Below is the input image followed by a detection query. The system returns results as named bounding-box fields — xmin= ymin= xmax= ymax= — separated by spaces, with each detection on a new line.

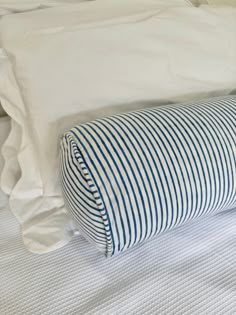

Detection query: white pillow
xmin=0 ymin=3 xmax=236 ymax=253
xmin=0 ymin=0 xmax=189 ymax=118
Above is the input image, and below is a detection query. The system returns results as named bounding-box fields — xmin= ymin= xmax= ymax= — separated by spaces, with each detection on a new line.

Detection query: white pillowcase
xmin=0 ymin=1 xmax=89 ymax=114
xmin=0 ymin=2 xmax=236 ymax=253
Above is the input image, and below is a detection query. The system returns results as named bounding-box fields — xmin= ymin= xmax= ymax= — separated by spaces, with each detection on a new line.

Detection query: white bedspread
xmin=1 ymin=197 xmax=235 ymax=315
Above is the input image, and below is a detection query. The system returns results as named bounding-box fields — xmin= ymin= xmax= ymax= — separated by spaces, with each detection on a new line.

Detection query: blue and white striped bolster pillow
xmin=60 ymin=96 xmax=236 ymax=257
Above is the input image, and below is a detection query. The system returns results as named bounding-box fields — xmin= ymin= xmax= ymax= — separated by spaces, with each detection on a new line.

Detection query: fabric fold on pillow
xmin=61 ymin=97 xmax=236 ymax=256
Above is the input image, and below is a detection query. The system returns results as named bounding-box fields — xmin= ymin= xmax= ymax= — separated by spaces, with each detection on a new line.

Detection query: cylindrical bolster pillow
xmin=60 ymin=97 xmax=236 ymax=257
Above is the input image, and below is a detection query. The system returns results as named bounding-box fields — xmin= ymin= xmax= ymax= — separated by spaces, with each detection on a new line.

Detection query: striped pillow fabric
xmin=60 ymin=97 xmax=236 ymax=257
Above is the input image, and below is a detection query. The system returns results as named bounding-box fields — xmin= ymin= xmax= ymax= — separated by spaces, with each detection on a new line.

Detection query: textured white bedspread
xmin=1 ymin=198 xmax=235 ymax=315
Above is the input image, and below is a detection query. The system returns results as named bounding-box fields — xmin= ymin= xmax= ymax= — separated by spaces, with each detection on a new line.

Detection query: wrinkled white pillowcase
xmin=0 ymin=3 xmax=236 ymax=254
xmin=0 ymin=2 xmax=93 ymax=115
xmin=0 ymin=1 xmax=193 ymax=114
xmin=0 ymin=1 xmax=90 ymax=115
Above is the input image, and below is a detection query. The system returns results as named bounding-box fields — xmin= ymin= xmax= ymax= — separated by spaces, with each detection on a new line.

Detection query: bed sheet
xmin=0 ymin=197 xmax=236 ymax=315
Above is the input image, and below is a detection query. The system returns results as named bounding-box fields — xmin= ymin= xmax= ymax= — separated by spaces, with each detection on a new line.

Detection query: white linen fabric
xmin=0 ymin=4 xmax=236 ymax=254
xmin=0 ymin=199 xmax=236 ymax=314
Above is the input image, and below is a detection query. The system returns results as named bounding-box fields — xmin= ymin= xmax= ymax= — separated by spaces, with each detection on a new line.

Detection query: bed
xmin=1 ymin=154 xmax=236 ymax=314
xmin=1 ymin=81 xmax=236 ymax=315
xmin=0 ymin=1 xmax=235 ymax=314
xmin=1 ymin=177 xmax=236 ymax=314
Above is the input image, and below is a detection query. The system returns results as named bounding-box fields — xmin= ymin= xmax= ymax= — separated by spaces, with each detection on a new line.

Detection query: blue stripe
xmin=91 ymin=120 xmax=145 ymax=248
xmin=78 ymin=124 xmax=132 ymax=251
xmin=71 ymin=129 xmax=117 ymax=255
